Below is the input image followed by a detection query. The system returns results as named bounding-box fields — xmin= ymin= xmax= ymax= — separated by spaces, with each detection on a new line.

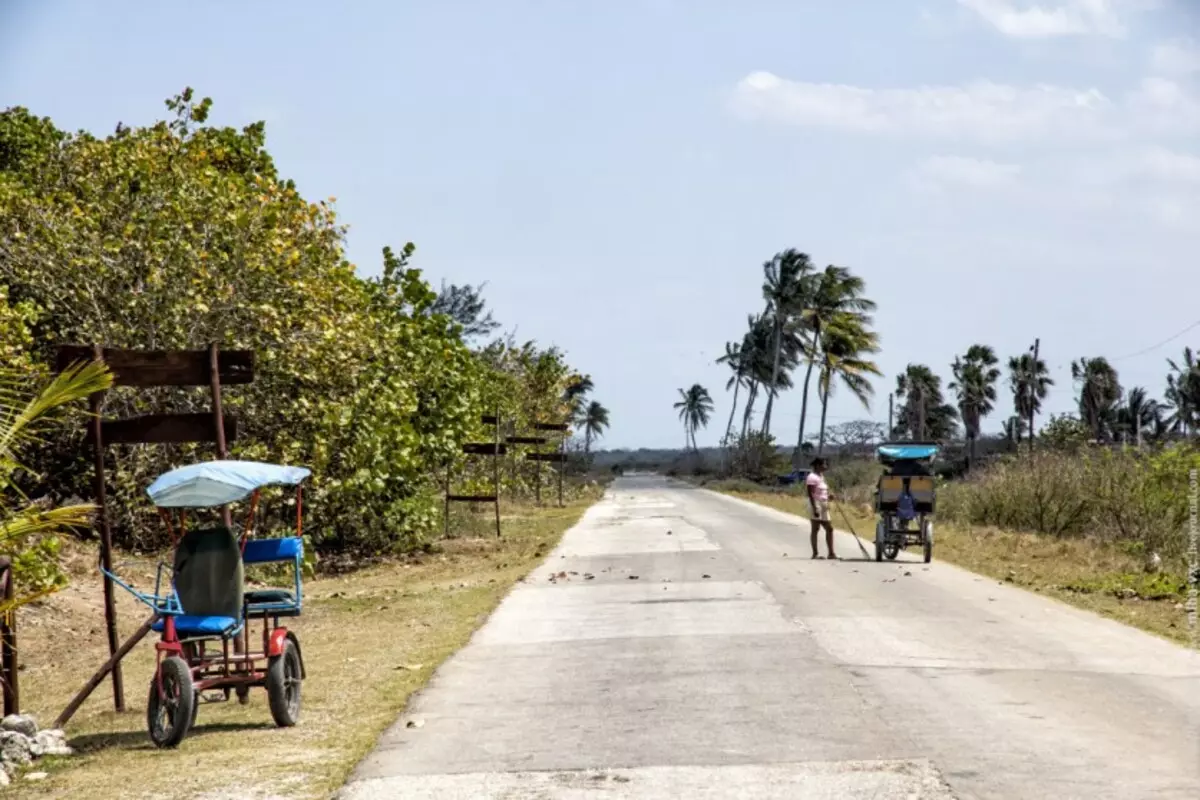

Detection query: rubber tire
xmin=874 ymin=521 xmax=884 ymax=562
xmin=147 ymin=656 xmax=195 ymax=748
xmin=923 ymin=521 xmax=933 ymax=564
xmin=267 ymin=638 xmax=302 ymax=727
xmin=883 ymin=543 xmax=900 ymax=561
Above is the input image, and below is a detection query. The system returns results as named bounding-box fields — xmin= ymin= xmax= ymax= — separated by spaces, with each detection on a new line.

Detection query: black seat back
xmin=173 ymin=526 xmax=243 ymax=620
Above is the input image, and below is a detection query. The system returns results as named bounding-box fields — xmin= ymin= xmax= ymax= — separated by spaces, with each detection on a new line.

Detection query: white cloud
xmin=1137 ymin=147 xmax=1200 ymax=183
xmin=1151 ymin=39 xmax=1200 ymax=76
xmin=955 ymin=0 xmax=1154 ymax=38
xmin=730 ymin=71 xmax=1114 ymax=143
xmin=731 ymin=72 xmax=1200 ymax=144
xmin=911 ymin=155 xmax=1023 ymax=189
xmin=1127 ymin=77 xmax=1200 ymax=134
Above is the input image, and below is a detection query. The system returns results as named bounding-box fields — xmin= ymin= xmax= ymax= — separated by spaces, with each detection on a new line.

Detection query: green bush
xmin=0 ymin=92 xmax=593 ymax=556
xmin=939 ymin=445 xmax=1199 ymax=564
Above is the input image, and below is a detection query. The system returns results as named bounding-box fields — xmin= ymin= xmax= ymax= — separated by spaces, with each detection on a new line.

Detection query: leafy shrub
xmin=939 ymin=445 xmax=1199 ymax=564
xmin=0 ymin=92 xmax=593 ymax=556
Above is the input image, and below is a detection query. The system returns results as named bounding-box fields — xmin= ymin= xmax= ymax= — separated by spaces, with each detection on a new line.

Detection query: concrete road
xmin=340 ymin=476 xmax=1200 ymax=799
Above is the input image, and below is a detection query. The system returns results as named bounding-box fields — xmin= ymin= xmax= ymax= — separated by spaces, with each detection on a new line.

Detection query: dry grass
xmin=715 ymin=488 xmax=1194 ymax=648
xmin=4 ymin=494 xmax=599 ymax=799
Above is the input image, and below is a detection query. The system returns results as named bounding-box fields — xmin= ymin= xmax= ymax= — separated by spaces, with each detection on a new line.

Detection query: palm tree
xmin=1165 ymin=347 xmax=1200 ymax=437
xmin=1114 ymin=387 xmax=1157 ymax=446
xmin=581 ymin=400 xmax=610 ymax=458
xmin=796 ymin=265 xmax=875 ymax=458
xmin=895 ymin=364 xmax=958 ymax=440
xmin=716 ymin=340 xmax=744 ymax=444
xmin=564 ymin=375 xmax=594 ymax=426
xmin=1001 ymin=416 xmax=1026 ymax=447
xmin=759 ymin=249 xmax=814 ymax=436
xmin=1 ymin=360 xmax=113 ymax=614
xmin=816 ymin=314 xmax=881 ymax=454
xmin=739 ymin=314 xmax=775 ymax=438
xmin=674 ymin=384 xmax=714 ymax=452
xmin=1008 ymin=352 xmax=1053 ymax=447
xmin=1072 ymin=357 xmax=1122 ymax=441
xmin=949 ymin=345 xmax=1001 ymax=469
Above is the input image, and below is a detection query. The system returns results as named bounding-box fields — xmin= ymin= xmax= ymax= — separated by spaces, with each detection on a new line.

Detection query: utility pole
xmin=888 ymin=393 xmax=894 ymax=439
xmin=1029 ymin=338 xmax=1039 ymax=454
xmin=916 ymin=390 xmax=926 ymax=441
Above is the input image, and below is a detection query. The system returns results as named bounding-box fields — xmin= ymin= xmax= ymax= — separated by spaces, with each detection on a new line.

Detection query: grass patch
xmin=711 ymin=487 xmax=1194 ymax=648
xmin=5 ymin=494 xmax=599 ymax=799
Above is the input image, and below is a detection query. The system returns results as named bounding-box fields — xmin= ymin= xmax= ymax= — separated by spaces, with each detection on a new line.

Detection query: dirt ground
xmin=4 ymin=496 xmax=598 ymax=799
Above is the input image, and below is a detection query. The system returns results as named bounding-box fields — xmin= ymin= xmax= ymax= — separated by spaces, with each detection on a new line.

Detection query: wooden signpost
xmin=526 ymin=422 xmax=569 ymax=507
xmin=445 ymin=411 xmax=504 ymax=538
xmin=53 ymin=344 xmax=251 ymax=724
xmin=0 ymin=558 xmax=17 ymax=715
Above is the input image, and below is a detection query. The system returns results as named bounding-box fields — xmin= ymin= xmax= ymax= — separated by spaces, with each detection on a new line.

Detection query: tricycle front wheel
xmin=267 ymin=638 xmax=302 ymax=727
xmin=147 ymin=656 xmax=195 ymax=748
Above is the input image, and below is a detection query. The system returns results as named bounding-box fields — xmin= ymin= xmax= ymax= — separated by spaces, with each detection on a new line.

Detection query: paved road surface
xmin=340 ymin=475 xmax=1200 ymax=799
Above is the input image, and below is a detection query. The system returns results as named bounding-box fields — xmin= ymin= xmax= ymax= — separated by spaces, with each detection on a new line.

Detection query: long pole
xmin=493 ymin=408 xmax=502 ymax=537
xmin=916 ymin=390 xmax=926 ymax=441
xmin=90 ymin=344 xmax=124 ymax=713
xmin=208 ymin=344 xmax=231 ymax=529
xmin=55 ymin=614 xmax=158 ymax=728
xmin=1 ymin=558 xmax=17 ymax=715
xmin=1029 ymin=338 xmax=1039 ymax=454
xmin=888 ymin=393 xmax=894 ymax=439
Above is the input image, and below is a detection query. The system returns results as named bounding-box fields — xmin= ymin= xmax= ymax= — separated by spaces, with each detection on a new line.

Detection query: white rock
xmin=25 ymin=771 xmax=48 ymax=781
xmin=0 ymin=766 xmax=9 ymax=786
xmin=33 ymin=730 xmax=72 ymax=757
xmin=0 ymin=731 xmax=32 ymax=766
xmin=0 ymin=715 xmax=37 ymax=738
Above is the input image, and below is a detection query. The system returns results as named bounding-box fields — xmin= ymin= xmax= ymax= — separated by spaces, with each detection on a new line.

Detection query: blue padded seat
xmin=152 ymin=615 xmax=239 ymax=637
xmin=242 ymin=537 xmax=302 ymax=564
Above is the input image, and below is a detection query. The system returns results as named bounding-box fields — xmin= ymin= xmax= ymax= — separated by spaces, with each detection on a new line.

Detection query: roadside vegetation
xmin=0 ymin=91 xmax=615 ymax=790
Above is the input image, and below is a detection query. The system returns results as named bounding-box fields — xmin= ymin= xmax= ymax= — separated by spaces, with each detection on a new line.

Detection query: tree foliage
xmin=0 ymin=91 xmax=602 ymax=555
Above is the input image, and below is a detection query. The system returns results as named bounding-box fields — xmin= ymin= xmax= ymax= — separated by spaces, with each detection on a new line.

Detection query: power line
xmin=1107 ymin=319 xmax=1200 ymax=363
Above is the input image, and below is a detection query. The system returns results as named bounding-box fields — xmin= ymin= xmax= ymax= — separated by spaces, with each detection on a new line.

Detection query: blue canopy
xmin=146 ymin=460 xmax=311 ymax=508
xmin=877 ymin=443 xmax=939 ymax=461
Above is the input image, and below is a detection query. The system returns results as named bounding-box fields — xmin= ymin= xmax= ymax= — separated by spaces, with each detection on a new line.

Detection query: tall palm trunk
xmin=817 ymin=360 xmax=832 ymax=455
xmin=724 ymin=376 xmax=742 ymax=443
xmin=741 ymin=381 xmax=759 ymax=438
xmin=761 ymin=315 xmax=783 ymax=436
xmin=795 ymin=322 xmax=821 ymax=455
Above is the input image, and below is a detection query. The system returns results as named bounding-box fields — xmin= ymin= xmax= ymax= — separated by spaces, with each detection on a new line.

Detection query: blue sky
xmin=2 ymin=0 xmax=1198 ymax=449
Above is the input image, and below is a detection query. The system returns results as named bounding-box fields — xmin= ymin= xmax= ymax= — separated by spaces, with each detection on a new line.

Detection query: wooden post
xmin=89 ymin=345 xmax=124 ymax=713
xmin=55 ymin=615 xmax=158 ymax=729
xmin=557 ymin=433 xmax=564 ymax=508
xmin=0 ymin=558 xmax=17 ymax=716
xmin=1029 ymin=339 xmax=1039 ymax=454
xmin=493 ymin=408 xmax=502 ymax=538
xmin=443 ymin=466 xmax=451 ymax=539
xmin=208 ymin=343 xmax=232 ymax=527
xmin=916 ymin=390 xmax=926 ymax=442
xmin=535 ymin=451 xmax=542 ymax=506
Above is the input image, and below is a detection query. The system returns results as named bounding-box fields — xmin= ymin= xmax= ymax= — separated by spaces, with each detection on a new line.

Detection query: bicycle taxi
xmin=873 ymin=443 xmax=938 ymax=563
xmin=104 ymin=460 xmax=309 ymax=747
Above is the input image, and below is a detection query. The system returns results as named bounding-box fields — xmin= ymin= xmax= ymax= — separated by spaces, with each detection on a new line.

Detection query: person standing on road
xmin=806 ymin=458 xmax=837 ymax=559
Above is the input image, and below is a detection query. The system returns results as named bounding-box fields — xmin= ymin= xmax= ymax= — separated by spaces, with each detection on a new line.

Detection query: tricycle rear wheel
xmin=267 ymin=638 xmax=302 ymax=727
xmin=147 ymin=656 xmax=195 ymax=748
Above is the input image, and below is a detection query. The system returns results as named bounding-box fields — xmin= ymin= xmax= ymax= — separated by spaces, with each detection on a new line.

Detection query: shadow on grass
xmin=69 ymin=721 xmax=274 ymax=753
